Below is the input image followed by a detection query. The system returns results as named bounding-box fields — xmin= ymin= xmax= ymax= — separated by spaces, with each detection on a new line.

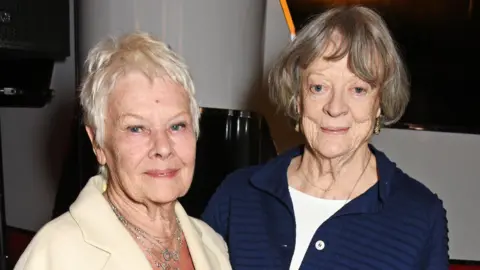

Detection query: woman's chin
xmin=146 ymin=193 xmax=181 ymax=205
xmin=143 ymin=187 xmax=188 ymax=205
xmin=311 ymin=143 xmax=351 ymax=159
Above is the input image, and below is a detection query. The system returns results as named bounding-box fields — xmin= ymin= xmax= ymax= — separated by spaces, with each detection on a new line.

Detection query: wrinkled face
xmin=90 ymin=71 xmax=196 ymax=204
xmin=299 ymin=52 xmax=381 ymax=159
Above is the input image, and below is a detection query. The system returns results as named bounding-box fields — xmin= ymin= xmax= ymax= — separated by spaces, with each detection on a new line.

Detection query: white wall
xmin=262 ymin=0 xmax=480 ymax=261
xmin=0 ymin=0 xmax=76 ymax=231
xmin=79 ymin=0 xmax=266 ymax=111
xmin=372 ymin=129 xmax=480 ymax=261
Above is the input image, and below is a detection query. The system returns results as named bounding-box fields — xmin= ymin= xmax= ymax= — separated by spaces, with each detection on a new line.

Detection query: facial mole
xmin=155 ymin=99 xmax=160 ymax=104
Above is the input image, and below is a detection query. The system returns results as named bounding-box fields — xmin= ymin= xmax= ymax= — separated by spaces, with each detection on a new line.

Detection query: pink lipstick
xmin=321 ymin=127 xmax=349 ymax=134
xmin=144 ymin=169 xmax=179 ymax=179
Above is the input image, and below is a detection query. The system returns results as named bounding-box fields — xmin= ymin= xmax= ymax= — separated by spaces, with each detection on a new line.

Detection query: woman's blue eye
xmin=311 ymin=84 xmax=323 ymax=92
xmin=171 ymin=123 xmax=186 ymax=132
xmin=128 ymin=126 xmax=143 ymax=133
xmin=354 ymin=87 xmax=366 ymax=94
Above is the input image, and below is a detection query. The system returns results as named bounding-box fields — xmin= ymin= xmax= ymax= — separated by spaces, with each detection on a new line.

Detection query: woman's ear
xmin=85 ymin=126 xmax=106 ymax=165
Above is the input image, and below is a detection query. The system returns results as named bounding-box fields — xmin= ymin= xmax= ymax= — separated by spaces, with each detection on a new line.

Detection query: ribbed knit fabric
xmin=202 ymin=145 xmax=449 ymax=270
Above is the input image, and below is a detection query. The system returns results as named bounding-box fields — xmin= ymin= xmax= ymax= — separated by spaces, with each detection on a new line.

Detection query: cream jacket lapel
xmin=14 ymin=175 xmax=231 ymax=270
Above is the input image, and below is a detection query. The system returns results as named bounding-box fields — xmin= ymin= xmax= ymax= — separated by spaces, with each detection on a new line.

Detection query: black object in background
xmin=179 ymin=108 xmax=277 ymax=218
xmin=0 ymin=0 xmax=69 ymax=58
xmin=0 ymin=0 xmax=70 ymax=108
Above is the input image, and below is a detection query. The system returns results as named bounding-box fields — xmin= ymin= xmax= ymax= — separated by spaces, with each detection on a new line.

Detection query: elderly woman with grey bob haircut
xmin=15 ymin=32 xmax=231 ymax=270
xmin=203 ymin=5 xmax=448 ymax=270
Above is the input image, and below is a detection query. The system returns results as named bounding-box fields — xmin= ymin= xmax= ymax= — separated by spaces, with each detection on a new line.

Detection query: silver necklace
xmin=109 ymin=203 xmax=183 ymax=270
xmin=301 ymin=167 xmax=335 ymax=192
xmin=301 ymin=152 xmax=373 ymax=200
xmin=344 ymin=153 xmax=372 ymax=202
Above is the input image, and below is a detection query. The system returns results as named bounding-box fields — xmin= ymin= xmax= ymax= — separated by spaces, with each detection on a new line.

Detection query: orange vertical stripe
xmin=279 ymin=0 xmax=296 ymax=39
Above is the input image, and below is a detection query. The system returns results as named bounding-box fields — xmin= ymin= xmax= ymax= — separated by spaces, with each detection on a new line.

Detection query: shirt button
xmin=315 ymin=240 xmax=325 ymax=251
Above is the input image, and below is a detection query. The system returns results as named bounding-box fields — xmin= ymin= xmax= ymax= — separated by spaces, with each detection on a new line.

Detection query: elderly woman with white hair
xmin=15 ymin=32 xmax=231 ymax=270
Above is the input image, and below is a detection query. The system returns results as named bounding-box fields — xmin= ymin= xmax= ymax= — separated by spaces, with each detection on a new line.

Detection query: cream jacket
xmin=14 ymin=175 xmax=232 ymax=270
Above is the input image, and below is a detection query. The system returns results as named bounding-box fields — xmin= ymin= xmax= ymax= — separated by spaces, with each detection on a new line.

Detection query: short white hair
xmin=79 ymin=31 xmax=200 ymax=176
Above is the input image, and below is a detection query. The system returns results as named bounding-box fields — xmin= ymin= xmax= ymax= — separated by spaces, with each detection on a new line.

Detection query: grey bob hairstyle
xmin=268 ymin=5 xmax=410 ymax=125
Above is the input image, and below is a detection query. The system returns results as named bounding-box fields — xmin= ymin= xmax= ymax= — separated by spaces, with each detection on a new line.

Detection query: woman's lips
xmin=320 ymin=127 xmax=350 ymax=134
xmin=144 ymin=169 xmax=179 ymax=178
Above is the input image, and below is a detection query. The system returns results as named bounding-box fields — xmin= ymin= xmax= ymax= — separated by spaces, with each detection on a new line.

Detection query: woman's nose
xmin=149 ymin=130 xmax=173 ymax=159
xmin=323 ymin=90 xmax=348 ymax=117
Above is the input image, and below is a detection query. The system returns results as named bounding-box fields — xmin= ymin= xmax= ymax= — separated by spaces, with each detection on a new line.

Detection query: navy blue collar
xmin=250 ymin=144 xmax=398 ymax=216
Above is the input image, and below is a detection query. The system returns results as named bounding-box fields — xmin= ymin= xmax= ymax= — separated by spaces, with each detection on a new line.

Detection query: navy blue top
xmin=202 ymin=145 xmax=449 ymax=270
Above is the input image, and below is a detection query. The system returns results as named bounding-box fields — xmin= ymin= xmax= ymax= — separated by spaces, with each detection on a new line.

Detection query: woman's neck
xmin=104 ymin=184 xmax=178 ymax=239
xmin=289 ymin=143 xmax=377 ymax=199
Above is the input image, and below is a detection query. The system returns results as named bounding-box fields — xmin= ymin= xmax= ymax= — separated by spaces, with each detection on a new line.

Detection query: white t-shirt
xmin=288 ymin=187 xmax=348 ymax=270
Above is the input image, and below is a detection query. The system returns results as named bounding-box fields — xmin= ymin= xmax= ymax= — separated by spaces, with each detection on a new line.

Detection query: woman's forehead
xmin=107 ymin=72 xmax=190 ymax=117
